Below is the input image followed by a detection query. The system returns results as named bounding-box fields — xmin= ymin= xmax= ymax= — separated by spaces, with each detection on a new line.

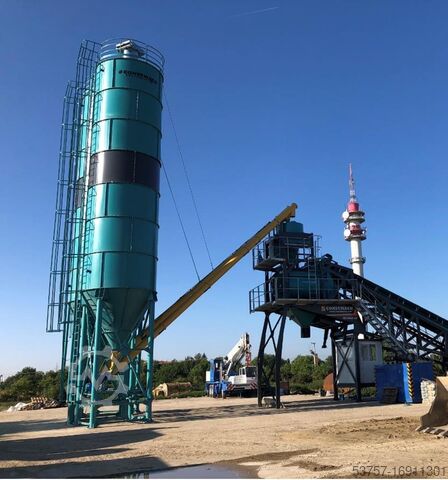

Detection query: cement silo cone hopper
xmin=83 ymin=39 xmax=163 ymax=351
xmin=419 ymin=377 xmax=448 ymax=431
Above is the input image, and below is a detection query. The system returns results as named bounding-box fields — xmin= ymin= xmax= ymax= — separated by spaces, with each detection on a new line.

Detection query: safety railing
xmin=249 ymin=277 xmax=359 ymax=312
xmin=252 ymin=234 xmax=319 ymax=270
xmin=99 ymin=38 xmax=164 ymax=72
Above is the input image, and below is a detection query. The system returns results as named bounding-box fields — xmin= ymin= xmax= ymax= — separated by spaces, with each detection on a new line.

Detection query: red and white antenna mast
xmin=342 ymin=164 xmax=366 ymax=276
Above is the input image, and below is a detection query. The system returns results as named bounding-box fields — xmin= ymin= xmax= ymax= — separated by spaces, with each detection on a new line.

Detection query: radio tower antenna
xmin=349 ymin=163 xmax=357 ymax=202
xmin=342 ymin=164 xmax=366 ymax=276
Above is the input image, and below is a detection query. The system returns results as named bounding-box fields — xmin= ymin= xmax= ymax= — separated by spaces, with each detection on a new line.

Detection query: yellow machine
xmin=109 ymin=203 xmax=298 ymax=374
xmin=419 ymin=377 xmax=448 ymax=435
xmin=152 ymin=382 xmax=192 ymax=398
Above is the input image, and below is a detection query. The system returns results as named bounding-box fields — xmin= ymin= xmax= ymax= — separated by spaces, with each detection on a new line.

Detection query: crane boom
xmin=224 ymin=333 xmax=250 ymax=377
xmin=110 ymin=203 xmax=297 ymax=373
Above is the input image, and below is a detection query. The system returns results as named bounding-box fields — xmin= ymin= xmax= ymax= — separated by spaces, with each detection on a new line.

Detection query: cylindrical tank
xmin=83 ymin=40 xmax=164 ymax=349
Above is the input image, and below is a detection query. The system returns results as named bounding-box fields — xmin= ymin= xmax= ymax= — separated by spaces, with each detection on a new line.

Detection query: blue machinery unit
xmin=206 ymin=359 xmax=233 ymax=398
xmin=47 ymin=39 xmax=164 ymax=427
xmin=375 ymin=362 xmax=434 ymax=404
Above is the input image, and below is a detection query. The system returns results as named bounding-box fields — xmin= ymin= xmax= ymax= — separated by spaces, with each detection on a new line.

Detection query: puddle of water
xmin=118 ymin=464 xmax=253 ymax=478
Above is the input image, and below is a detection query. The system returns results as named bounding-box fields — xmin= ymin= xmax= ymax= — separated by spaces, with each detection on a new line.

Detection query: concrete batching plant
xmin=46 ymin=43 xmax=299 ymax=427
xmin=47 ymin=39 xmax=448 ymax=429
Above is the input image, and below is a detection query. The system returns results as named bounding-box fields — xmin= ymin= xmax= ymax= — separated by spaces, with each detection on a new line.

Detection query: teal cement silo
xmin=85 ymin=41 xmax=163 ymax=350
xmin=47 ymin=39 xmax=164 ymax=428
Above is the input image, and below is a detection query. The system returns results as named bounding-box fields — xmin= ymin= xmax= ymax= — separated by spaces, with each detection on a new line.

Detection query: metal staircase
xmin=356 ymin=298 xmax=409 ymax=357
xmin=321 ymin=258 xmax=448 ymax=367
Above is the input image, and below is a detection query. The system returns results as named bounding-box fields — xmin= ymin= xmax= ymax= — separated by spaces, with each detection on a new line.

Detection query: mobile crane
xmin=205 ymin=333 xmax=257 ymax=398
xmin=108 ymin=203 xmax=298 ymax=374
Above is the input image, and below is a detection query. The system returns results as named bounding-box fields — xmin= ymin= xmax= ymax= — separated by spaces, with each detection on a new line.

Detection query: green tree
xmin=251 ymin=355 xmax=292 ymax=383
xmin=310 ymin=357 xmax=332 ymax=389
xmin=252 ymin=354 xmax=275 ymax=383
xmin=188 ymin=357 xmax=210 ymax=388
xmin=39 ymin=370 xmax=60 ymax=399
xmin=291 ymin=355 xmax=314 ymax=384
xmin=0 ymin=367 xmax=44 ymax=401
xmin=280 ymin=359 xmax=292 ymax=381
xmin=152 ymin=354 xmax=209 ymax=389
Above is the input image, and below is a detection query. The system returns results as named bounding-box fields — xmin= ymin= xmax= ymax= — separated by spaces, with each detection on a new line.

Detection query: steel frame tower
xmin=342 ymin=164 xmax=366 ymax=277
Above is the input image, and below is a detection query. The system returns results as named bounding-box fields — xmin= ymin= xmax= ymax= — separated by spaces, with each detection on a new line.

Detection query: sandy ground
xmin=1 ymin=395 xmax=447 ymax=478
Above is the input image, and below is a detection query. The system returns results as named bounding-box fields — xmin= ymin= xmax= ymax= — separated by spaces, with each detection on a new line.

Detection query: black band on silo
xmin=89 ymin=150 xmax=160 ymax=191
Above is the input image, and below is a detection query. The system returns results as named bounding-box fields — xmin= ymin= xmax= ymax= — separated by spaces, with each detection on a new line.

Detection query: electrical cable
xmin=161 ymin=163 xmax=201 ymax=282
xmin=164 ymin=91 xmax=214 ymax=270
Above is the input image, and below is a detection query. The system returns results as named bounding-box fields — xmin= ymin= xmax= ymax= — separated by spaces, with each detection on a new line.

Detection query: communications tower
xmin=342 ymin=164 xmax=366 ymax=276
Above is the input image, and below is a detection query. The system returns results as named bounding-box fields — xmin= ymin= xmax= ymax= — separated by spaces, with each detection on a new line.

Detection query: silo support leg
xmin=118 ymin=371 xmax=129 ymax=420
xmin=127 ymin=337 xmax=136 ymax=421
xmin=59 ymin=321 xmax=69 ymax=404
xmin=125 ymin=352 xmax=148 ymax=420
xmin=75 ymin=306 xmax=87 ymax=425
xmin=145 ymin=321 xmax=155 ymax=421
xmin=127 ymin=367 xmax=134 ymax=420
xmin=89 ymin=298 xmax=103 ymax=429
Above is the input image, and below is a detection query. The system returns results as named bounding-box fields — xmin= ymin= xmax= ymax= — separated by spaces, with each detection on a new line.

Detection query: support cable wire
xmin=164 ymin=91 xmax=214 ymax=270
xmin=161 ymin=163 xmax=201 ymax=282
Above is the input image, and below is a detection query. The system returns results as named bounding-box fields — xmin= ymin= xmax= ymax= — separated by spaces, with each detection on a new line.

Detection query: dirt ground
xmin=1 ymin=395 xmax=447 ymax=479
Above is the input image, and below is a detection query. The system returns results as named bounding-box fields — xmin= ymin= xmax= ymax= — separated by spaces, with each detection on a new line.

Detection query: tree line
xmin=0 ymin=368 xmax=63 ymax=402
xmin=0 ymin=353 xmax=332 ymax=402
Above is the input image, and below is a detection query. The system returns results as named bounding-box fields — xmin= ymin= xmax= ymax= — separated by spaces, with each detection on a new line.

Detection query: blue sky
xmin=1 ymin=1 xmax=447 ymax=377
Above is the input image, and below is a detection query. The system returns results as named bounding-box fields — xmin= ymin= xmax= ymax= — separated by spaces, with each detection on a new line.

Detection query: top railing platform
xmin=99 ymin=38 xmax=165 ymax=72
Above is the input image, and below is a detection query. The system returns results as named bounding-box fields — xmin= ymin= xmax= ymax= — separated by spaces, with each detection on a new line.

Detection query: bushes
xmin=289 ymin=384 xmax=317 ymax=395
xmin=252 ymin=354 xmax=333 ymax=391
xmin=171 ymin=390 xmax=205 ymax=399
xmin=0 ymin=368 xmax=65 ymax=402
xmin=152 ymin=353 xmax=209 ymax=389
xmin=1 ymin=352 xmax=334 ymax=403
xmin=1 ymin=355 xmax=209 ymax=403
